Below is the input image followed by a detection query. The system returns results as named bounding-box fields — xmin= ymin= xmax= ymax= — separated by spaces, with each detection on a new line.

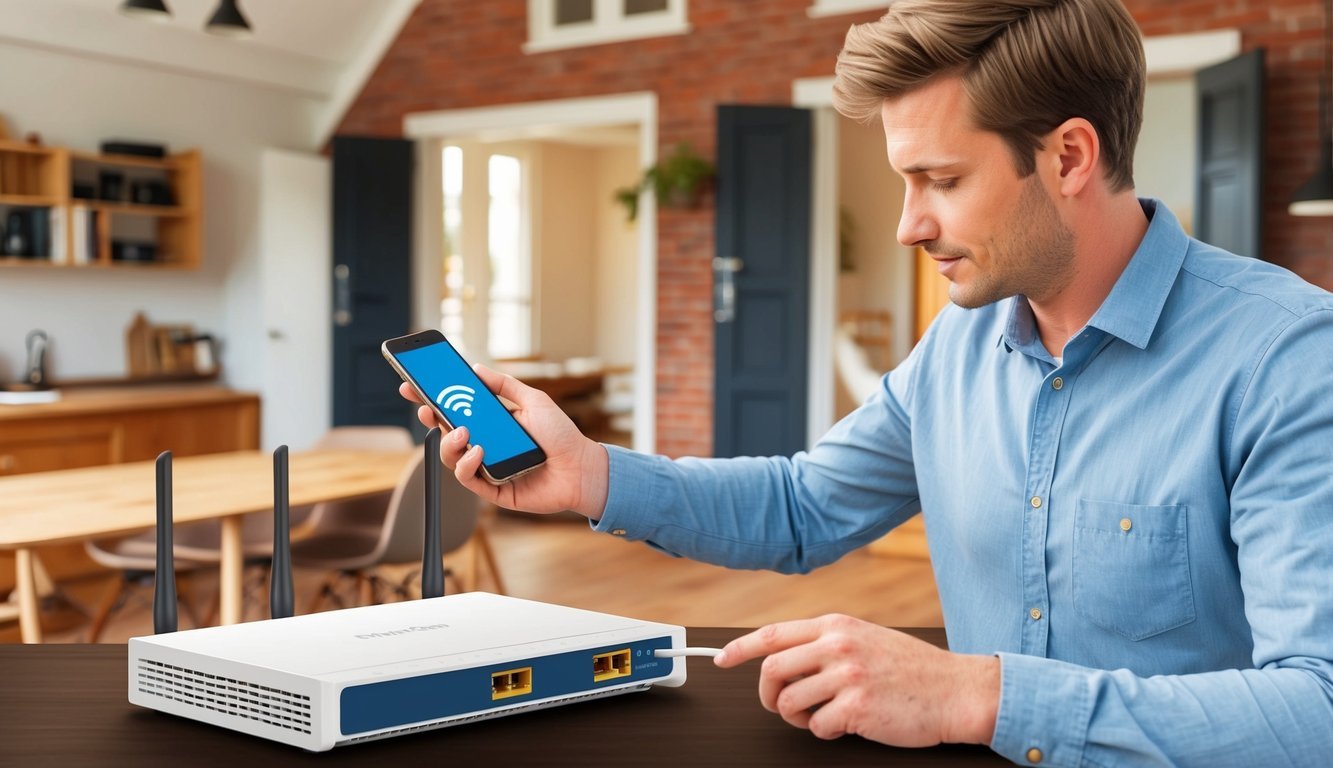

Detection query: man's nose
xmin=898 ymin=191 xmax=937 ymax=247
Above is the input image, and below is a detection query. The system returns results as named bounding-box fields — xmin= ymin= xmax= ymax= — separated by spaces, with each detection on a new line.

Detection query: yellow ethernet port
xmin=592 ymin=649 xmax=632 ymax=682
xmin=491 ymin=667 xmax=533 ymax=700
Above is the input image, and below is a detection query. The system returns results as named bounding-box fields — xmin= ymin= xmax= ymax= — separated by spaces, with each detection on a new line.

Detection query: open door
xmin=331 ymin=136 xmax=414 ymax=428
xmin=713 ymin=106 xmax=811 ymax=458
xmin=1195 ymin=49 xmax=1264 ymax=258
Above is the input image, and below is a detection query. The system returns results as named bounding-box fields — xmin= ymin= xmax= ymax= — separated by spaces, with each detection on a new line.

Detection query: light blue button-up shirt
xmin=593 ymin=201 xmax=1333 ymax=765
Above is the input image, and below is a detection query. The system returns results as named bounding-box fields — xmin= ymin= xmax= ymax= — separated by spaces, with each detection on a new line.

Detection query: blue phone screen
xmin=395 ymin=342 xmax=538 ymax=465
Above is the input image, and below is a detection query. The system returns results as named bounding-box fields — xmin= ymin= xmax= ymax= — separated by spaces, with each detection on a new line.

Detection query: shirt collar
xmin=1001 ymin=198 xmax=1189 ymax=354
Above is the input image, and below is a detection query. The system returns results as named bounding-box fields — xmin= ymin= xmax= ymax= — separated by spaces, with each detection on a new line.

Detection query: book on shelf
xmin=71 ymin=204 xmax=96 ymax=264
xmin=48 ymin=206 xmax=65 ymax=263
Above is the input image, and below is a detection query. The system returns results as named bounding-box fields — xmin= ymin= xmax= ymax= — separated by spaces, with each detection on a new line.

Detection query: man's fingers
xmin=435 ymin=426 xmax=470 ymax=470
xmin=454 ymin=443 xmax=501 ymax=503
xmin=770 ymin=667 xmax=844 ymax=725
xmin=398 ymin=381 xmax=422 ymax=403
xmin=715 ymin=618 xmax=824 ymax=667
xmin=805 ymin=697 xmax=853 ymax=741
xmin=756 ymin=642 xmax=828 ymax=712
xmin=473 ymin=364 xmax=545 ymax=410
xmin=416 ymin=404 xmax=443 ymax=430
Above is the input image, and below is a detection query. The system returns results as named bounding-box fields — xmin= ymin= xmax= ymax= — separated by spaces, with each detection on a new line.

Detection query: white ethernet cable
xmin=654 ymin=647 xmax=725 ymax=659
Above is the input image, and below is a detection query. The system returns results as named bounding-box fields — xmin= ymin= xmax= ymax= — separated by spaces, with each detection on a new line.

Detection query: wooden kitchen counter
xmin=0 ymin=385 xmax=259 ymax=423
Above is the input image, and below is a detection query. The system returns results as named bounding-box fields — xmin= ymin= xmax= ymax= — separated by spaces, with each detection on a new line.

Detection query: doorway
xmin=405 ymin=94 xmax=658 ymax=452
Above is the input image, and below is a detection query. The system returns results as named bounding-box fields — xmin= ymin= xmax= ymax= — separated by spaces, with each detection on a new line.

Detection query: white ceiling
xmin=0 ymin=0 xmax=422 ymax=142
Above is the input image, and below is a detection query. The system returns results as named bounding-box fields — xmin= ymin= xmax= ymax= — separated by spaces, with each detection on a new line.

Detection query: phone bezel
xmin=382 ymin=330 xmax=547 ymax=484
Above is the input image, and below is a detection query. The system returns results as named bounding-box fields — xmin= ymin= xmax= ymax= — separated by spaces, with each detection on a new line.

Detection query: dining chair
xmin=293 ymin=449 xmax=504 ymax=612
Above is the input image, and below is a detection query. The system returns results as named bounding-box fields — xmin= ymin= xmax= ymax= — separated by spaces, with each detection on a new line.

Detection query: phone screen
xmin=385 ymin=332 xmax=545 ymax=481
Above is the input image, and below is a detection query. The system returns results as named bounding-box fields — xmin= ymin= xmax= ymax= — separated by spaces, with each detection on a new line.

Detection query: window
xmin=438 ymin=147 xmax=535 ymax=359
xmin=440 ymin=145 xmax=466 ymax=342
xmin=526 ymin=0 xmax=688 ymax=53
xmin=486 ymin=154 xmax=533 ymax=359
xmin=807 ymin=0 xmax=890 ymax=18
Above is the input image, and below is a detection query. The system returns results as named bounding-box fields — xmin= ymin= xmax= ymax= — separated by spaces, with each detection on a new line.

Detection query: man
xmin=403 ymin=0 xmax=1333 ymax=763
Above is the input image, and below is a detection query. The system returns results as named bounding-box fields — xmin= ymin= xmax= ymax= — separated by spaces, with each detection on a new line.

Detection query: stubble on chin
xmin=944 ymin=180 xmax=1075 ymax=310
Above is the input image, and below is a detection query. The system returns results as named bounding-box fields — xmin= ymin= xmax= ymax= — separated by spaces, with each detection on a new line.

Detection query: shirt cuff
xmin=587 ymin=444 xmax=662 ymax=540
xmin=992 ymin=652 xmax=1094 ymax=766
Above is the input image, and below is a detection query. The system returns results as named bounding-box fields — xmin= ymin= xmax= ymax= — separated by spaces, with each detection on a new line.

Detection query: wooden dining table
xmin=0 ymin=448 xmax=414 ymax=643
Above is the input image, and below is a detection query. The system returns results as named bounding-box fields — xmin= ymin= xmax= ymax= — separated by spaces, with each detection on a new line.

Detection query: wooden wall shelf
xmin=0 ymin=140 xmax=202 ymax=270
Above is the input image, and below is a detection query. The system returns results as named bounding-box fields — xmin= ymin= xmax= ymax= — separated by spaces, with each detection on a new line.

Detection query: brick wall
xmin=1125 ymin=0 xmax=1333 ymax=292
xmin=339 ymin=0 xmax=1333 ymax=458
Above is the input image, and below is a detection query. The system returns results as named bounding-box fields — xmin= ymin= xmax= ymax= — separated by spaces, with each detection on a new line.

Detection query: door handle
xmin=334 ymin=264 xmax=352 ymax=327
xmin=713 ymin=257 xmax=743 ymax=323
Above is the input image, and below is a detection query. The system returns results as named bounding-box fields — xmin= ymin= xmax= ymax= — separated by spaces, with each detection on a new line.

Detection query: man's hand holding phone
xmin=398 ymin=364 xmax=610 ymax=520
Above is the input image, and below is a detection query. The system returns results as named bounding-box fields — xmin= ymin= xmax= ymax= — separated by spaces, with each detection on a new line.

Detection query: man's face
xmin=881 ymin=76 xmax=1075 ymax=309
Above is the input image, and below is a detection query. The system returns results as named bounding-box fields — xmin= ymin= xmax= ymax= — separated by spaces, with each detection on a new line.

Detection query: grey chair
xmin=82 ymin=426 xmax=415 ymax=640
xmin=293 ymin=449 xmax=502 ymax=612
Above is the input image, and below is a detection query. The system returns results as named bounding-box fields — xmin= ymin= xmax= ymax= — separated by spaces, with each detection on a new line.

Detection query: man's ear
xmin=1046 ymin=118 xmax=1099 ymax=198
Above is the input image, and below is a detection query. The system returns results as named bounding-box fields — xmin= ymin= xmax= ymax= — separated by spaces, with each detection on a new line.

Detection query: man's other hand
xmin=714 ymin=614 xmax=1000 ymax=747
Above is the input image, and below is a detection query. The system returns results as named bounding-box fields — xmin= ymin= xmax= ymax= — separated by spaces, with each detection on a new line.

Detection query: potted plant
xmin=615 ymin=143 xmax=715 ymax=221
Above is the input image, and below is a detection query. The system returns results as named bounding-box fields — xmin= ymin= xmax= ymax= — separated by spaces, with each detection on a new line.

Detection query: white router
xmin=129 ymin=592 xmax=686 ymax=751
xmin=127 ymin=434 xmax=686 ymax=751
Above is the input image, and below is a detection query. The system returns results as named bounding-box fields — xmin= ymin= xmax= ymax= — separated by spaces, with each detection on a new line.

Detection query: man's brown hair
xmin=833 ymin=0 xmax=1145 ymax=192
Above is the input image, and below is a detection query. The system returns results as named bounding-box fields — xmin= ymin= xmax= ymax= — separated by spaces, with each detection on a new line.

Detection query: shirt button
xmin=1120 ymin=518 xmax=1132 ymax=532
xmin=611 ymin=528 xmax=627 ymax=536
xmin=1027 ymin=747 xmax=1044 ymax=764
xmin=1029 ymin=607 xmax=1043 ymax=621
xmin=1030 ymin=496 xmax=1042 ymax=509
xmin=1051 ymin=377 xmax=1063 ymax=390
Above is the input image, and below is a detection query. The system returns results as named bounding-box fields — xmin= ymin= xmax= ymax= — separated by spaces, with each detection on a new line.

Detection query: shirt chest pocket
xmin=1072 ymin=500 xmax=1196 ymax=641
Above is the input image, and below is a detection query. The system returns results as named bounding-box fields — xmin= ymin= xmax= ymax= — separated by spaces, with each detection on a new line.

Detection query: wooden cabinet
xmin=0 ymin=387 xmax=259 ymax=590
xmin=0 ymin=140 xmax=202 ymax=270
xmin=0 ymin=421 xmax=119 ymax=476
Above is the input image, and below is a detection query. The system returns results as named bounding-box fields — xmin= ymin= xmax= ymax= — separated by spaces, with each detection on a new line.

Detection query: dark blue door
xmin=1195 ymin=49 xmax=1264 ymax=258
xmin=713 ymin=106 xmax=811 ymax=458
xmin=331 ymin=136 xmax=414 ymax=427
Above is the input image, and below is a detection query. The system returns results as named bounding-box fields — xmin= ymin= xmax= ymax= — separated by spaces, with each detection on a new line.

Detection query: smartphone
xmin=382 ymin=330 xmax=547 ymax=484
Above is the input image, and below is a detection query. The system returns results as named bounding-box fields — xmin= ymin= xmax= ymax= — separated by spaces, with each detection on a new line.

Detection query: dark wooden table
xmin=0 ymin=627 xmax=1003 ymax=766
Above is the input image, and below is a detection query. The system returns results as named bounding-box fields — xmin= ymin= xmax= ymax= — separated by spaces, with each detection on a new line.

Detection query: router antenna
xmin=153 ymin=450 xmax=178 ymax=634
xmin=270 ymin=445 xmax=294 ymax=619
xmin=422 ymin=428 xmax=444 ymax=599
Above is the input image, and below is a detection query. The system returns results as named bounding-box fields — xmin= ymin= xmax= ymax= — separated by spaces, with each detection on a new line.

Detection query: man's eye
xmin=930 ymin=178 xmax=957 ymax=193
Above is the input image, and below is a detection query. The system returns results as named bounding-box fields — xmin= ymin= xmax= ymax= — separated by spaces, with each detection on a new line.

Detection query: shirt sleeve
xmin=992 ymin=309 xmax=1333 ymax=767
xmin=590 ymin=348 xmax=924 ymax=574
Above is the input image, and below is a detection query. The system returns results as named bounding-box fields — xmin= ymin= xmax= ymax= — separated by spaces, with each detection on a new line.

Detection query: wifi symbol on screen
xmin=435 ymin=385 xmax=476 ymax=417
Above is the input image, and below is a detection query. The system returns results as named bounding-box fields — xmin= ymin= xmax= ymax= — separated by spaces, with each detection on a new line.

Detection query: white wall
xmin=594 ymin=145 xmax=639 ymax=368
xmin=0 ymin=41 xmax=318 ymax=389
xmin=1136 ymin=77 xmax=1197 ymax=234
xmin=533 ymin=142 xmax=598 ymax=361
xmin=527 ymin=139 xmax=639 ymax=366
xmin=836 ymin=114 xmax=911 ymax=366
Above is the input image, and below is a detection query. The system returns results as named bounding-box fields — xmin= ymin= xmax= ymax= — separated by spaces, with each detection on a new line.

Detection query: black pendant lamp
xmin=120 ymin=0 xmax=171 ymax=21
xmin=206 ymin=0 xmax=252 ymax=38
xmin=1291 ymin=0 xmax=1333 ymax=216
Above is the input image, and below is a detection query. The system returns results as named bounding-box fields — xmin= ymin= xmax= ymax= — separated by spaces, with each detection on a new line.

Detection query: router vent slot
xmin=337 ymin=683 xmax=651 ymax=746
xmin=136 ymin=658 xmax=313 ymax=734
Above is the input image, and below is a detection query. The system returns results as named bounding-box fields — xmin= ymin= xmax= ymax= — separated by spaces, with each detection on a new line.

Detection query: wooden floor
xmin=1 ymin=512 xmax=943 ymax=643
